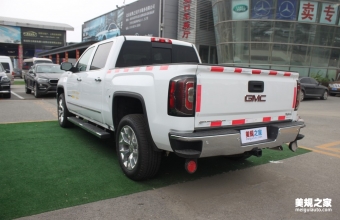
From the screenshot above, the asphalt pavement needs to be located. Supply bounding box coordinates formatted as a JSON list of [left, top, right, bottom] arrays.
[[1, 82, 339, 220]]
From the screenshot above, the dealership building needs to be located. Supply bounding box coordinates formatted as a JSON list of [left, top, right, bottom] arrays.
[[0, 16, 73, 68], [2, 0, 340, 79]]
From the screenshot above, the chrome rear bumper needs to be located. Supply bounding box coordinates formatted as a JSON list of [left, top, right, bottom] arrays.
[[169, 121, 305, 158]]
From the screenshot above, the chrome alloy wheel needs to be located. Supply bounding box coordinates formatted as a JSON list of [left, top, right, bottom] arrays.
[[300, 92, 304, 101], [323, 91, 328, 100], [58, 98, 64, 123], [118, 125, 138, 170]]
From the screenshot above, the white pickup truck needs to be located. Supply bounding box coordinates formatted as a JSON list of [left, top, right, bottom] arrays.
[[57, 36, 305, 180]]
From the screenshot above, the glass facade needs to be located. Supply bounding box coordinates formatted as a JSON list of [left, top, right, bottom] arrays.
[[212, 0, 340, 79]]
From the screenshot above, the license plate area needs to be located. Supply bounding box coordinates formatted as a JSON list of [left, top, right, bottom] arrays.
[[240, 127, 268, 145], [332, 88, 337, 91]]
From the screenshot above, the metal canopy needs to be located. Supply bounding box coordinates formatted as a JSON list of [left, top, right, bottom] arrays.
[[36, 41, 98, 57], [0, 16, 74, 31]]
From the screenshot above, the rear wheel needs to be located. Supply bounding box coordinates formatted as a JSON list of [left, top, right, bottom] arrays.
[[116, 114, 161, 180], [25, 82, 31, 94], [320, 90, 328, 100], [57, 93, 73, 128]]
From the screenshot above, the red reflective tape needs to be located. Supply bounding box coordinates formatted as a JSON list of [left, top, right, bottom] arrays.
[[160, 65, 169, 70], [234, 68, 242, 73], [134, 67, 140, 71], [269, 71, 277, 75], [211, 121, 222, 127], [292, 87, 297, 108], [196, 85, 202, 112], [211, 66, 224, 72], [284, 72, 291, 76], [278, 116, 286, 120], [263, 117, 271, 122], [115, 69, 120, 73], [124, 68, 129, 72], [232, 119, 245, 125], [146, 66, 153, 71], [107, 70, 112, 74], [252, 69, 261, 74]]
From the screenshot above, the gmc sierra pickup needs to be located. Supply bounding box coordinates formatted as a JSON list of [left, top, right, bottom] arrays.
[[57, 36, 305, 180]]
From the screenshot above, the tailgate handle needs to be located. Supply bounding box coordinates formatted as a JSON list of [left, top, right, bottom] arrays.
[[248, 81, 264, 93]]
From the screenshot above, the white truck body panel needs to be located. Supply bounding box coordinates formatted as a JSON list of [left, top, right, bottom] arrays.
[[195, 65, 299, 128]]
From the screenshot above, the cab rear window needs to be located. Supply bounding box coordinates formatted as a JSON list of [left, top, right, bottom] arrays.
[[115, 41, 199, 68]]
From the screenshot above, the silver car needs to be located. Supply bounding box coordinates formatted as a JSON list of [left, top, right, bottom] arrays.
[[0, 63, 11, 98]]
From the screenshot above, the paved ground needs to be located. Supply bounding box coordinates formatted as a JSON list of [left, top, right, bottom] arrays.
[[1, 82, 339, 220], [17, 153, 340, 220]]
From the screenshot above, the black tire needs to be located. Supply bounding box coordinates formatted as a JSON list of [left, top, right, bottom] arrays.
[[25, 82, 31, 94], [116, 114, 161, 181], [4, 92, 11, 99], [57, 93, 73, 128], [320, 90, 328, 100], [329, 93, 336, 96], [226, 152, 252, 161], [300, 90, 305, 101], [34, 84, 40, 98]]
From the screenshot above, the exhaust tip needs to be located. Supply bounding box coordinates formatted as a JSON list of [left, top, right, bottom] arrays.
[[250, 148, 262, 157]]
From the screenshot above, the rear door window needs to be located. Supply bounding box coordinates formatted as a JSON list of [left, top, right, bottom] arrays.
[[90, 42, 113, 70]]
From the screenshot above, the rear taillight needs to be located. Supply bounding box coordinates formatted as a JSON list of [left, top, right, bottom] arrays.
[[168, 76, 196, 116], [151, 37, 172, 44], [294, 81, 301, 111]]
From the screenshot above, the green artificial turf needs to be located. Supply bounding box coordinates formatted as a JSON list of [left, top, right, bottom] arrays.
[[12, 80, 25, 85], [0, 121, 310, 219]]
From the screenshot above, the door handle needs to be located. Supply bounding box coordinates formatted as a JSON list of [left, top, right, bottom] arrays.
[[77, 78, 82, 81], [95, 78, 102, 82]]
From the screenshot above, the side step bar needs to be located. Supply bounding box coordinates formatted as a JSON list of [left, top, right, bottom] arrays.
[[67, 117, 111, 139]]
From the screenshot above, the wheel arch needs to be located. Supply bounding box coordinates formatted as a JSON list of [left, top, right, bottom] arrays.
[[57, 86, 64, 97], [113, 92, 161, 152]]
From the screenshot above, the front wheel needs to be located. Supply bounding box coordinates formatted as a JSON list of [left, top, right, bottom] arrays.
[[57, 93, 73, 128], [4, 91, 11, 99], [25, 82, 31, 94], [300, 91, 305, 101], [34, 84, 40, 98], [320, 90, 328, 100], [116, 114, 161, 181]]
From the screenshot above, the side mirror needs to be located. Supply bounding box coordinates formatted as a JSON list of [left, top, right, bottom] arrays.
[[5, 69, 10, 73], [61, 62, 73, 71]]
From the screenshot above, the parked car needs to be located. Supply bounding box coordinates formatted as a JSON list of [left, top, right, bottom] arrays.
[[0, 55, 14, 83], [0, 63, 11, 98], [328, 74, 340, 96], [13, 68, 23, 78], [24, 63, 65, 98], [299, 77, 328, 101]]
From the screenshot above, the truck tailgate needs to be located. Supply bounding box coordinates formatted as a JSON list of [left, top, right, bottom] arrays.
[[195, 66, 299, 129]]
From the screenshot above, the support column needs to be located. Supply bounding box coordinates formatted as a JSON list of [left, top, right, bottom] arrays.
[[18, 45, 23, 69], [65, 51, 68, 62], [56, 54, 60, 65]]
